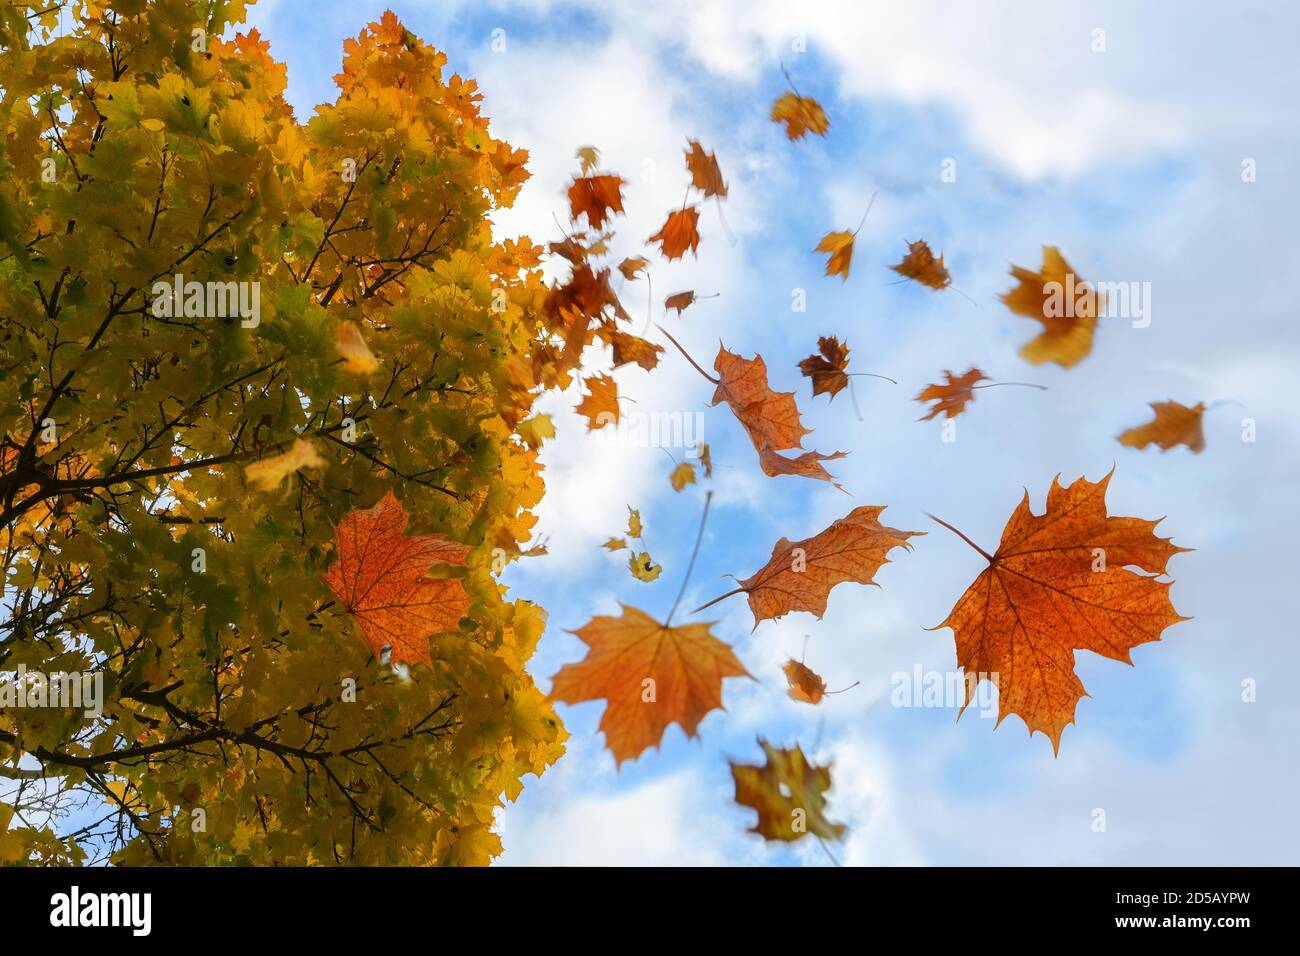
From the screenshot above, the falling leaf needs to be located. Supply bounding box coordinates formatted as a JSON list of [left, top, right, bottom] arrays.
[[648, 207, 701, 261], [575, 145, 600, 175], [783, 660, 826, 704], [798, 336, 851, 399], [608, 330, 663, 371], [712, 346, 811, 453], [732, 506, 920, 626], [244, 438, 327, 493], [617, 256, 648, 280], [756, 447, 847, 486], [731, 739, 845, 842], [516, 413, 556, 449], [770, 92, 830, 140], [664, 291, 696, 315], [603, 537, 628, 552], [711, 345, 846, 485], [567, 174, 625, 230], [334, 321, 379, 374], [626, 507, 644, 538], [575, 373, 619, 430], [815, 230, 854, 280], [1118, 401, 1207, 453], [549, 605, 749, 764], [320, 491, 472, 666], [915, 367, 988, 421], [684, 139, 727, 198], [628, 551, 662, 582], [698, 443, 713, 478], [933, 470, 1189, 752], [890, 239, 951, 291], [1001, 246, 1100, 368], [669, 461, 697, 492]]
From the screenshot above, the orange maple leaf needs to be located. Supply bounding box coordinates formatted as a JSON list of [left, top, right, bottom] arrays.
[[770, 92, 830, 140], [664, 291, 696, 315], [931, 470, 1189, 752], [1118, 400, 1206, 453], [617, 256, 648, 280], [732, 739, 846, 842], [715, 506, 920, 627], [815, 230, 854, 280], [549, 605, 750, 764], [648, 207, 701, 261], [684, 139, 727, 198], [607, 330, 663, 371], [575, 373, 620, 429], [320, 491, 471, 666], [783, 660, 827, 704], [567, 174, 625, 230], [890, 239, 951, 291], [712, 346, 811, 452], [798, 336, 851, 399], [711, 345, 847, 485], [756, 447, 847, 486], [1001, 246, 1101, 368], [915, 367, 988, 421]]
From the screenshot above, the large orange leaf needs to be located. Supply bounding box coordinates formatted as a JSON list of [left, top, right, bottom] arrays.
[[320, 491, 471, 666], [549, 604, 750, 764], [932, 470, 1189, 752], [731, 739, 845, 842], [1118, 400, 1206, 453], [1001, 245, 1100, 368], [730, 506, 920, 626]]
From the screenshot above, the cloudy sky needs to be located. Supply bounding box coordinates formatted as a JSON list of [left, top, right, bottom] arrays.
[[245, 0, 1300, 865]]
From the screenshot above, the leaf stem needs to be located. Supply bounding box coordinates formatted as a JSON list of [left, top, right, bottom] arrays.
[[852, 190, 878, 236], [971, 381, 1047, 391], [925, 512, 994, 563], [847, 372, 898, 384], [666, 490, 713, 627], [692, 586, 745, 615], [657, 323, 720, 384]]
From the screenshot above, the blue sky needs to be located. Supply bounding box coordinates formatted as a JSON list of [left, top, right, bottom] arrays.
[[245, 0, 1300, 865]]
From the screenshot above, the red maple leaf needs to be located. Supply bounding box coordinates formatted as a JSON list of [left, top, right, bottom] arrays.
[[321, 491, 471, 665]]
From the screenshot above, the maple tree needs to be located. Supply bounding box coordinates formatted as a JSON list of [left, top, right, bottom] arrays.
[[0, 3, 584, 865], [929, 471, 1188, 752]]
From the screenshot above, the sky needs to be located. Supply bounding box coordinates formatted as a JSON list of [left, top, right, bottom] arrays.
[[243, 0, 1300, 866]]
